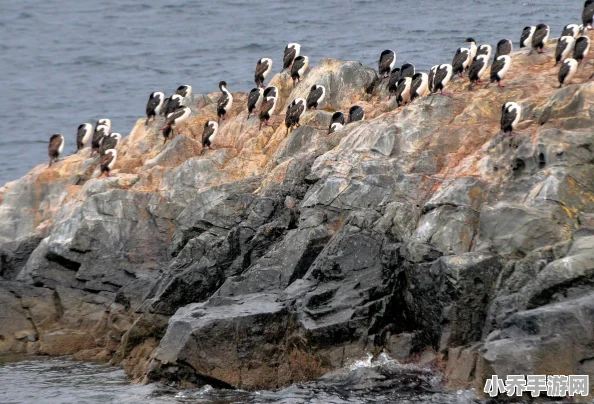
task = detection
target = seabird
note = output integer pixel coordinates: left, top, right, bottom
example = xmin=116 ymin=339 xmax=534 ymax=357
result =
xmin=100 ymin=149 xmax=117 ymax=177
xmin=495 ymin=39 xmax=513 ymax=58
xmin=489 ymin=55 xmax=512 ymax=87
xmin=282 ymin=43 xmax=301 ymax=71
xmin=254 ymin=58 xmax=273 ymax=87
xmin=574 ymin=36 xmax=591 ymax=62
xmin=399 ymin=63 xmax=415 ymax=79
xmin=531 ymin=24 xmax=550 ymax=54
xmin=558 ymin=58 xmax=578 ymax=88
xmin=583 ymin=0 xmax=594 ymax=30
xmin=76 ymin=123 xmax=92 ymax=152
xmin=176 ymin=85 xmax=192 ymax=98
xmin=328 ymin=111 xmax=345 ymax=135
xmin=99 ymin=133 xmax=121 ymax=155
xmin=347 ymin=105 xmax=365 ymax=123
xmin=306 ymin=84 xmax=326 ymax=110
xmin=469 ymin=55 xmax=488 ymax=90
xmin=428 ymin=65 xmax=438 ymax=92
xmin=285 ymin=98 xmax=306 ymax=134
xmin=91 ymin=119 xmax=111 ymax=156
xmin=477 ymin=44 xmax=492 ymax=61
xmin=395 ymin=77 xmax=412 ymax=106
xmin=163 ymin=94 xmax=183 ymax=117
xmin=201 ymin=121 xmax=219 ymax=150
xmin=259 ymin=90 xmax=278 ymax=130
xmin=290 ymin=56 xmax=309 ymax=87
xmin=562 ymin=24 xmax=581 ymax=38
xmin=431 ymin=64 xmax=453 ymax=95
xmin=555 ymin=36 xmax=576 ymax=65
xmin=520 ymin=26 xmax=536 ymax=48
xmin=378 ymin=50 xmax=396 ymax=78
xmin=500 ymin=102 xmax=522 ymax=136
xmin=452 ymin=47 xmax=472 ymax=77
xmin=387 ymin=67 xmax=401 ymax=98
xmin=217 ymin=81 xmax=233 ymax=122
xmin=161 ymin=106 xmax=191 ymax=143
xmin=145 ymin=91 xmax=165 ymax=125
xmin=247 ymin=88 xmax=264 ymax=119
xmin=48 ymin=134 xmax=64 ymax=167
xmin=410 ymin=72 xmax=429 ymax=100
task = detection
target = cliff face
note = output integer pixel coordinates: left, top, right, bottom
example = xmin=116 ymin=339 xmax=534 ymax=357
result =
xmin=1 ymin=49 xmax=594 ymax=396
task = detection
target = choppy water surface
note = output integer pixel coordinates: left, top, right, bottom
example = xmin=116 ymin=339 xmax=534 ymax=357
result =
xmin=0 ymin=355 xmax=483 ymax=404
xmin=0 ymin=0 xmax=582 ymax=184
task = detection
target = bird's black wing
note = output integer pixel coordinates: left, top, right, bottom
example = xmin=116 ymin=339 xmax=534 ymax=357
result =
xmin=490 ymin=57 xmax=506 ymax=81
xmin=532 ymin=26 xmax=548 ymax=47
xmin=202 ymin=124 xmax=214 ymax=146
xmin=496 ymin=39 xmax=512 ymax=57
xmin=558 ymin=61 xmax=571 ymax=83
xmin=176 ymin=86 xmax=188 ymax=97
xmin=378 ymin=52 xmax=394 ymax=73
xmin=555 ymin=38 xmax=568 ymax=62
xmin=48 ymin=135 xmax=62 ymax=153
xmin=583 ymin=2 xmax=594 ymax=25
xmin=452 ymin=48 xmax=469 ymax=73
xmin=283 ymin=46 xmax=297 ymax=69
xmin=76 ymin=125 xmax=88 ymax=146
xmin=247 ymin=89 xmax=262 ymax=111
xmin=331 ymin=111 xmax=345 ymax=125
xmin=400 ymin=63 xmax=415 ymax=79
xmin=395 ymin=79 xmax=407 ymax=100
xmin=291 ymin=57 xmax=306 ymax=75
xmin=260 ymin=98 xmax=274 ymax=120
xmin=434 ymin=65 xmax=449 ymax=86
xmin=217 ymin=92 xmax=230 ymax=110
xmin=500 ymin=107 xmax=516 ymax=131
xmin=410 ymin=74 xmax=423 ymax=95
xmin=255 ymin=60 xmax=270 ymax=78
xmin=164 ymin=97 xmax=181 ymax=116
xmin=168 ymin=106 xmax=188 ymax=124
xmin=146 ymin=96 xmax=160 ymax=116
xmin=100 ymin=152 xmax=114 ymax=170
xmin=520 ymin=27 xmax=532 ymax=47
xmin=574 ymin=37 xmax=590 ymax=60
xmin=468 ymin=58 xmax=484 ymax=81
xmin=307 ymin=87 xmax=324 ymax=108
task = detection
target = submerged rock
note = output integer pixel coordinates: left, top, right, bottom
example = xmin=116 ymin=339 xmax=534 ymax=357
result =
xmin=1 ymin=52 xmax=594 ymax=398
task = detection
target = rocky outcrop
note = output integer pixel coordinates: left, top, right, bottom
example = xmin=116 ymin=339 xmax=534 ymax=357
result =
xmin=1 ymin=48 xmax=594 ymax=399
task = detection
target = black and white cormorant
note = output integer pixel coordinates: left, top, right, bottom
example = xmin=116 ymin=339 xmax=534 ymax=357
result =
xmin=452 ymin=47 xmax=472 ymax=77
xmin=254 ymin=58 xmax=273 ymax=87
xmin=468 ymin=55 xmax=488 ymax=90
xmin=477 ymin=44 xmax=492 ymax=61
xmin=558 ymin=58 xmax=578 ymax=88
xmin=431 ymin=64 xmax=453 ymax=95
xmin=501 ymin=102 xmax=522 ymax=135
xmin=410 ymin=72 xmax=429 ymax=100
xmin=161 ymin=106 xmax=191 ymax=143
xmin=290 ymin=56 xmax=309 ymax=87
xmin=283 ymin=43 xmax=301 ymax=71
xmin=531 ymin=24 xmax=550 ymax=53
xmin=489 ymin=55 xmax=512 ymax=87
xmin=217 ymin=81 xmax=233 ymax=122
xmin=399 ymin=63 xmax=415 ymax=79
xmin=48 ymin=134 xmax=64 ymax=167
xmin=328 ymin=111 xmax=345 ymax=135
xmin=285 ymin=98 xmax=306 ymax=134
xmin=520 ymin=26 xmax=536 ymax=48
xmin=574 ymin=36 xmax=591 ymax=62
xmin=378 ymin=50 xmax=396 ymax=78
xmin=202 ymin=121 xmax=219 ymax=150
xmin=347 ymin=105 xmax=365 ymax=123
xmin=259 ymin=89 xmax=278 ymax=130
xmin=495 ymin=39 xmax=513 ymax=58
xmin=91 ymin=119 xmax=111 ymax=156
xmin=555 ymin=36 xmax=576 ymax=65
xmin=395 ymin=77 xmax=412 ymax=106
xmin=100 ymin=149 xmax=117 ymax=177
xmin=76 ymin=123 xmax=92 ymax=152
xmin=306 ymin=84 xmax=326 ymax=109
xmin=162 ymin=94 xmax=183 ymax=117
xmin=247 ymin=88 xmax=264 ymax=119
xmin=387 ymin=67 xmax=401 ymax=97
xmin=146 ymin=91 xmax=165 ymax=125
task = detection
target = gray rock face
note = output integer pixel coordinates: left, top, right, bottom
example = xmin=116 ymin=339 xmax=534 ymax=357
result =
xmin=1 ymin=56 xmax=594 ymax=395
